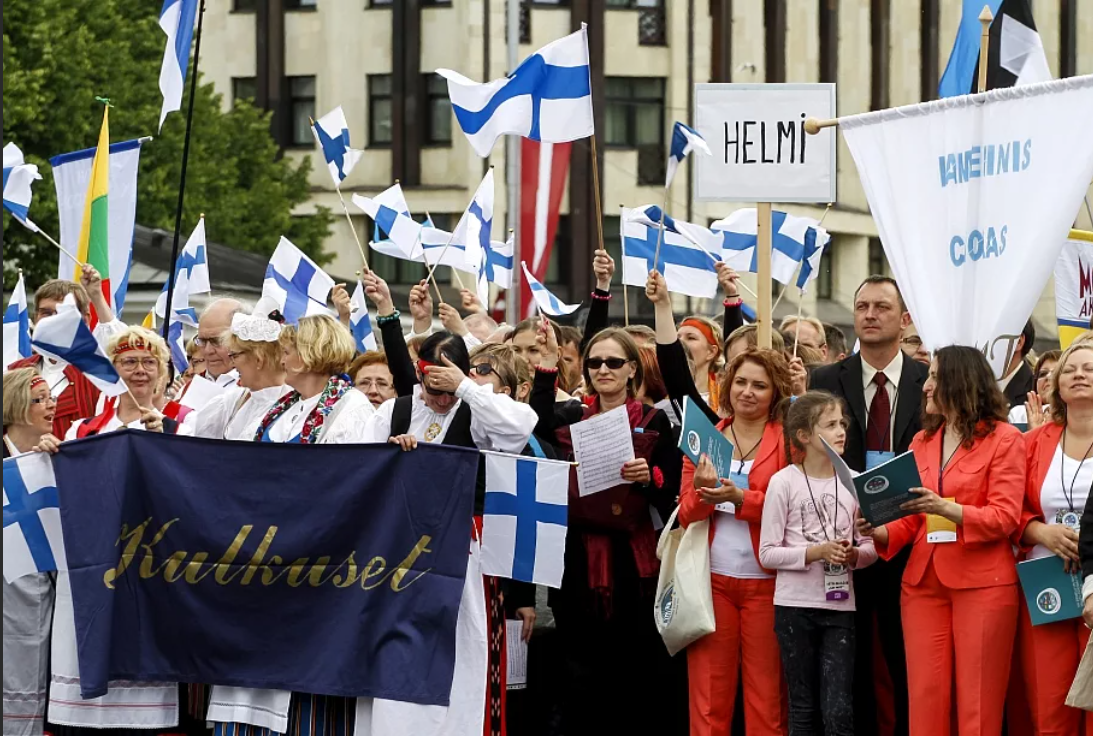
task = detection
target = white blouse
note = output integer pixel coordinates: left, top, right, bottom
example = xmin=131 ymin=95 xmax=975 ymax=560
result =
xmin=1030 ymin=444 xmax=1093 ymax=560
xmin=194 ymin=385 xmax=294 ymax=441
xmin=261 ymin=388 xmax=376 ymax=445
xmin=364 ymin=379 xmax=537 ymax=454
xmin=710 ymin=459 xmax=773 ymax=580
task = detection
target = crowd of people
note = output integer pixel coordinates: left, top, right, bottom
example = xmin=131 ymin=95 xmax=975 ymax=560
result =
xmin=4 ymin=249 xmax=1093 ymax=736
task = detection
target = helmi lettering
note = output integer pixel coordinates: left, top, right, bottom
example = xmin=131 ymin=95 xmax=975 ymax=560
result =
xmin=725 ymin=114 xmax=807 ymax=165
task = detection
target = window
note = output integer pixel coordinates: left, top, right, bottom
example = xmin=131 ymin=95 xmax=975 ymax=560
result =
xmin=545 ymin=216 xmax=571 ymax=285
xmin=369 ymin=75 xmax=393 ymax=147
xmin=423 ymin=75 xmax=452 ymax=146
xmin=819 ymin=0 xmax=838 ymax=84
xmin=920 ymin=0 xmax=940 ymax=101
xmin=285 ymin=0 xmax=318 ymax=9
xmin=868 ymin=238 xmax=887 ymax=276
xmin=605 ymin=77 xmax=666 ymax=184
xmin=288 ymin=76 xmax=316 ymax=147
xmin=232 ymin=0 xmax=256 ymax=11
xmin=817 ymin=246 xmax=834 ymax=300
xmin=871 ymin=0 xmax=891 ymax=111
xmin=232 ymin=77 xmax=257 ymax=105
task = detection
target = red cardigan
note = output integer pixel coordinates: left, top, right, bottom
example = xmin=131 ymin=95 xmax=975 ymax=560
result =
xmin=1015 ymin=422 xmax=1067 ymax=554
xmin=679 ymin=417 xmax=787 ymax=575
xmin=879 ymin=422 xmax=1026 ymax=589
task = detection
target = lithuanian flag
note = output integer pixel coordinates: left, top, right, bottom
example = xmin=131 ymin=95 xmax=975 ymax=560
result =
xmin=75 ymin=107 xmax=111 ymax=323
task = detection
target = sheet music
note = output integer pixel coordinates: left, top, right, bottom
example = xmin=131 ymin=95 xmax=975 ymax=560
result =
xmin=569 ymin=405 xmax=635 ymax=497
xmin=506 ymin=620 xmax=528 ymax=690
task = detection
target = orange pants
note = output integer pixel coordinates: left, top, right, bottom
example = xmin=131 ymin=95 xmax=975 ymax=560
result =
xmin=902 ymin=563 xmax=1018 ymax=736
xmin=1017 ymin=595 xmax=1093 ymax=735
xmin=687 ymin=574 xmax=785 ymax=736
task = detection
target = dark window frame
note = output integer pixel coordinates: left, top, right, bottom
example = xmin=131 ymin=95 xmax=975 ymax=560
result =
xmin=868 ymin=237 xmax=887 ymax=277
xmin=368 ymin=74 xmax=393 ymax=149
xmin=422 ymin=73 xmax=452 ymax=147
xmin=1061 ymin=0 xmax=1077 ymax=78
xmin=870 ymin=0 xmax=891 ymax=111
xmin=819 ymin=0 xmax=838 ymax=84
xmin=286 ymin=75 xmax=317 ymax=149
xmin=231 ymin=77 xmax=257 ymax=105
xmin=817 ymin=245 xmax=834 ymax=300
xmin=231 ymin=0 xmax=257 ymax=12
xmin=764 ymin=0 xmax=786 ymax=83
xmin=920 ymin=0 xmax=940 ymax=101
xmin=284 ymin=0 xmax=318 ymax=10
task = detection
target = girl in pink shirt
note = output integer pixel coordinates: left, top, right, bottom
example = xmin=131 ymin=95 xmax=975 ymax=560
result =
xmin=759 ymin=391 xmax=876 ymax=736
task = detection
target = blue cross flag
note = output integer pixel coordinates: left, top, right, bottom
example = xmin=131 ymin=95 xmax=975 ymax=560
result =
xmin=154 ymin=217 xmax=210 ymax=371
xmin=350 ymin=280 xmax=378 ymax=353
xmin=3 ymin=271 xmax=32 ymax=370
xmin=353 ymin=190 xmax=469 ymax=270
xmin=665 ymin=122 xmax=711 ymax=188
xmin=311 ymin=105 xmax=363 ymax=187
xmin=438 ymin=26 xmax=594 ymax=157
xmin=621 ymin=205 xmax=721 ymax=299
xmin=3 ymin=142 xmax=42 ymax=228
xmin=31 ymin=296 xmax=129 ymax=397
xmin=3 ymin=452 xmax=66 ymax=583
xmin=522 ymin=261 xmax=580 ymax=317
xmin=481 ymin=451 xmax=569 ymax=588
xmin=262 ymin=237 xmax=335 ymax=326
xmin=452 ymin=169 xmax=495 ymax=275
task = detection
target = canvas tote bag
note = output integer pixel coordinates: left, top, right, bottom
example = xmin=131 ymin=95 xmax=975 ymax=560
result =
xmin=653 ymin=506 xmax=715 ymax=656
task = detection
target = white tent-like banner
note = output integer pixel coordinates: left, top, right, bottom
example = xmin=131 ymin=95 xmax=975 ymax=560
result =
xmin=841 ymin=75 xmax=1093 ymax=376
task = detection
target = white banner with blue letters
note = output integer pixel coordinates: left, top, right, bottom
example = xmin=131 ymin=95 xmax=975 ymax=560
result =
xmin=841 ymin=75 xmax=1093 ymax=375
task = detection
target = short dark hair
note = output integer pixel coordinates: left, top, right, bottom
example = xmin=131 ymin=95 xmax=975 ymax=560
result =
xmin=1020 ymin=319 xmax=1036 ymax=357
xmin=557 ymin=325 xmax=582 ymax=348
xmin=855 ymin=275 xmax=906 ymax=312
xmin=823 ymin=323 xmax=848 ymax=358
xmin=418 ymin=331 xmax=470 ymax=374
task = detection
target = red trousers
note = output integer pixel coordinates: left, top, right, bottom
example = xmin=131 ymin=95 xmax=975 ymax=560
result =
xmin=902 ymin=563 xmax=1018 ymax=736
xmin=687 ymin=574 xmax=785 ymax=736
xmin=1017 ymin=595 xmax=1093 ymax=735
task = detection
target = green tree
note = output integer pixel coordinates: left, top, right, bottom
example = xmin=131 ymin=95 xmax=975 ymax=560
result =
xmin=2 ymin=0 xmax=333 ymax=291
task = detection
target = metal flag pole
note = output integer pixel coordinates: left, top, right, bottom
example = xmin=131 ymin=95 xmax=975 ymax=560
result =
xmin=162 ymin=0 xmax=206 ymax=348
xmin=505 ymin=0 xmax=522 ymax=325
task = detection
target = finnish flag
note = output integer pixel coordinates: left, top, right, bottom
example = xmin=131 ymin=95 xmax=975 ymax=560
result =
xmin=368 ymin=183 xmax=415 ymax=261
xmin=30 ymin=297 xmax=128 ymax=397
xmin=350 ymin=281 xmax=378 ymax=353
xmin=621 ymin=206 xmax=719 ymax=299
xmin=796 ymin=225 xmax=831 ymax=292
xmin=3 ymin=143 xmax=42 ymax=229
xmin=451 ymin=169 xmax=494 ymax=274
xmin=157 ymin=0 xmax=199 ymax=130
xmin=262 ymin=237 xmax=335 ymax=326
xmin=474 ymin=232 xmax=515 ymax=311
xmin=155 ymin=217 xmax=210 ymax=328
xmin=353 ymin=193 xmax=469 ymax=270
xmin=481 ymin=452 xmax=569 ymax=588
xmin=311 ymin=106 xmax=363 ymax=186
xmin=3 ymin=453 xmax=66 ymax=583
xmin=439 ymin=26 xmax=594 ymax=158
xmin=665 ymin=122 xmax=711 ymax=188
xmin=522 ymin=261 xmax=579 ymax=316
xmin=3 ymin=272 xmax=32 ymax=371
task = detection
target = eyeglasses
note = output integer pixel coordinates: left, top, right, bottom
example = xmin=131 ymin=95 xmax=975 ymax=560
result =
xmin=586 ymin=357 xmax=630 ymax=371
xmin=194 ymin=335 xmax=225 ymax=348
xmin=470 ymin=363 xmax=495 ymax=377
xmin=901 ymin=336 xmax=923 ymax=348
xmin=30 ymin=396 xmax=56 ymax=405
xmin=117 ymin=357 xmax=159 ymax=371
xmin=357 ymin=378 xmax=392 ymax=390
xmin=226 ymin=351 xmax=246 ymax=361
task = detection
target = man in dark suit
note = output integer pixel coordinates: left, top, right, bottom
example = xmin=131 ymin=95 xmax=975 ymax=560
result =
xmin=1000 ymin=320 xmax=1037 ymax=409
xmin=810 ymin=275 xmax=928 ymax=736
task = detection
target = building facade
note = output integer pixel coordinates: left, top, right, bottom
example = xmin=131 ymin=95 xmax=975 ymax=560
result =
xmin=202 ymin=0 xmax=1093 ymax=336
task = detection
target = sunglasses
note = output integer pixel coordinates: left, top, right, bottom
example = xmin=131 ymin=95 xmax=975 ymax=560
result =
xmin=470 ymin=363 xmax=495 ymax=377
xmin=586 ymin=357 xmax=630 ymax=371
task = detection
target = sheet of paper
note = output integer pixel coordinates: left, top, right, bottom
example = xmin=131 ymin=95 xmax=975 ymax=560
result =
xmin=506 ymin=620 xmax=528 ymax=690
xmin=821 ymin=438 xmax=858 ymax=499
xmin=569 ymin=405 xmax=635 ymax=497
xmin=178 ymin=374 xmax=227 ymax=412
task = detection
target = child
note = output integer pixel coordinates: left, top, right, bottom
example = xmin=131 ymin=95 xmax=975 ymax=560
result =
xmin=758 ymin=390 xmax=876 ymax=736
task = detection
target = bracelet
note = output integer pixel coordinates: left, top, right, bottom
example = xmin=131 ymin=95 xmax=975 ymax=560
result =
xmin=537 ymin=365 xmax=560 ymax=375
xmin=723 ymin=297 xmax=743 ymax=308
xmin=591 ymin=290 xmax=612 ymax=301
xmin=375 ymin=310 xmax=401 ymax=326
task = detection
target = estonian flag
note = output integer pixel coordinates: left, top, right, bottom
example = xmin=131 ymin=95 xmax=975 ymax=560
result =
xmin=939 ymin=0 xmax=1051 ymax=98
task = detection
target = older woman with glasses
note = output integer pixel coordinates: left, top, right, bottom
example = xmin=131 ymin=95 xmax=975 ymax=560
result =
xmin=349 ymin=351 xmax=397 ymax=408
xmin=3 ymin=368 xmax=61 ymax=736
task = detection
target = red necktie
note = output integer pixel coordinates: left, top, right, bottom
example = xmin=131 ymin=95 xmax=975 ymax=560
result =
xmin=867 ymin=372 xmax=891 ymax=452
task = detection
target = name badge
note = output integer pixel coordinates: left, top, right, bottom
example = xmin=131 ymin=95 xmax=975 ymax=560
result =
xmin=714 ymin=472 xmax=750 ymax=515
xmin=927 ymin=510 xmax=958 ymax=544
xmin=866 ymin=451 xmax=896 ymax=470
xmin=823 ymin=561 xmax=851 ymax=601
xmin=1055 ymin=509 xmax=1081 ymax=533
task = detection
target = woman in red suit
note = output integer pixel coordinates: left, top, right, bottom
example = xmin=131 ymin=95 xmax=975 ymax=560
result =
xmin=860 ymin=345 xmax=1026 ymax=736
xmin=682 ymin=348 xmax=794 ymax=736
xmin=1017 ymin=340 xmax=1093 ymax=735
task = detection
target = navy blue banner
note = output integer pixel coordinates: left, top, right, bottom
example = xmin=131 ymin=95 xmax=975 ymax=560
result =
xmin=52 ymin=430 xmax=478 ymax=705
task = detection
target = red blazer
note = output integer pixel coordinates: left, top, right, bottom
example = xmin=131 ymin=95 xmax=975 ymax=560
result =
xmin=7 ymin=355 xmax=100 ymax=439
xmin=880 ymin=421 xmax=1026 ymax=589
xmin=680 ymin=417 xmax=787 ymax=575
xmin=1016 ymin=422 xmax=1067 ymax=554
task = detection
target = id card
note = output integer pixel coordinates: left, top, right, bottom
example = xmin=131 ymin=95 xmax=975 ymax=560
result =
xmin=1055 ymin=509 xmax=1081 ymax=533
xmin=715 ymin=472 xmax=750 ymax=515
xmin=823 ymin=561 xmax=850 ymax=601
xmin=866 ymin=451 xmax=896 ymax=470
xmin=927 ymin=506 xmax=958 ymax=543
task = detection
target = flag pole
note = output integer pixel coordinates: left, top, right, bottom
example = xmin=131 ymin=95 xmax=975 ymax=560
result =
xmin=756 ymin=201 xmax=773 ymax=348
xmin=590 ymin=135 xmax=608 ymax=290
xmin=335 ymin=185 xmax=370 ymax=272
xmin=618 ymin=204 xmax=630 ymax=326
xmin=23 ymin=222 xmax=84 ymax=267
xmin=162 ymin=0 xmax=205 ymax=349
xmin=977 ymin=5 xmax=994 ymax=94
xmin=418 ymin=209 xmax=446 ymax=303
xmin=653 ymin=185 xmax=669 ymax=277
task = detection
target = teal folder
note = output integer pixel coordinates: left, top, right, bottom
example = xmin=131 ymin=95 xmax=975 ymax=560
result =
xmin=1017 ymin=556 xmax=1084 ymax=626
xmin=848 ymin=450 xmax=922 ymax=527
xmin=677 ymin=397 xmax=735 ymax=479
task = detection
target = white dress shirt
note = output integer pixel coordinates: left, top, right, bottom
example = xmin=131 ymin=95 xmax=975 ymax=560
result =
xmin=193 ymin=385 xmax=293 ymax=441
xmin=861 ymin=351 xmax=903 ymax=449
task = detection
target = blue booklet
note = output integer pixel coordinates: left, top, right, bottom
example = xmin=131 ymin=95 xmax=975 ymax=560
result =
xmin=822 ymin=440 xmax=921 ymax=527
xmin=1017 ymin=556 xmax=1084 ymax=626
xmin=677 ymin=397 xmax=735 ymax=479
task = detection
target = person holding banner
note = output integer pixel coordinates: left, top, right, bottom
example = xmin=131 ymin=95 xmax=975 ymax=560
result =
xmin=859 ymin=346 xmax=1025 ymax=736
xmin=3 ymin=368 xmax=61 ymax=736
xmin=1016 ymin=341 xmax=1093 ymax=734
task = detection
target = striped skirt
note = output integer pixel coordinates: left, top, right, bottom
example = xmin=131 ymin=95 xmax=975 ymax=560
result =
xmin=212 ymin=694 xmax=355 ymax=736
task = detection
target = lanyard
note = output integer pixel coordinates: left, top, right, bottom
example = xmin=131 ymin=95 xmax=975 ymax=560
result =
xmin=802 ymin=469 xmax=838 ymax=543
xmin=938 ymin=430 xmax=961 ymax=498
xmin=730 ymin=423 xmax=765 ymax=474
xmin=1059 ymin=427 xmax=1093 ymax=513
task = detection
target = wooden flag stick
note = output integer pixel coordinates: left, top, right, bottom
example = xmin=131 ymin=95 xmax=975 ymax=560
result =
xmin=417 ymin=210 xmax=446 ymax=304
xmin=977 ymin=5 xmax=994 ymax=94
xmin=756 ymin=202 xmax=774 ymax=348
xmin=336 ymin=186 xmax=370 ymax=272
xmin=30 ymin=225 xmax=84 ymax=267
xmin=618 ymin=204 xmax=630 ymax=327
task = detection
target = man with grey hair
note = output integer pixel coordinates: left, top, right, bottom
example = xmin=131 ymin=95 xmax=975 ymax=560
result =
xmin=190 ymin=298 xmax=246 ymax=389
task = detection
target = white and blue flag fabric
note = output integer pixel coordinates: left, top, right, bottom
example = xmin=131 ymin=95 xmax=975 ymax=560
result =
xmin=452 ymin=169 xmax=494 ymax=275
xmin=438 ymin=26 xmax=594 ymax=157
xmin=311 ymin=106 xmax=363 ymax=187
xmin=153 ymin=219 xmax=209 ymax=370
xmin=481 ymin=451 xmax=569 ymax=588
xmin=261 ymin=237 xmax=335 ymax=326
xmin=353 ymin=193 xmax=472 ymax=271
xmin=157 ymin=0 xmax=199 ymax=130
xmin=3 ymin=452 xmax=66 ymax=583
xmin=3 ymin=271 xmax=32 ymax=371
xmin=795 ymin=225 xmax=831 ymax=292
xmin=3 ymin=143 xmax=42 ymax=229
xmin=621 ymin=206 xmax=720 ymax=299
xmin=350 ymin=281 xmax=378 ymax=354
xmin=522 ymin=261 xmax=579 ymax=316
xmin=665 ymin=122 xmax=711 ymax=188
xmin=30 ymin=297 xmax=128 ymax=397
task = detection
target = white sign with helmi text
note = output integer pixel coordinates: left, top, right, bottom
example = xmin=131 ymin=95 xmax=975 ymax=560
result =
xmin=694 ymin=83 xmax=837 ymax=203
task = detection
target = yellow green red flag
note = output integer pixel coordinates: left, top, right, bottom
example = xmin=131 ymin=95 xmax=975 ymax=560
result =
xmin=74 ymin=107 xmax=111 ymax=309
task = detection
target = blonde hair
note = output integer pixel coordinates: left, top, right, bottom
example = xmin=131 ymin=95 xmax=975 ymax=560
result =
xmin=780 ymin=315 xmax=827 ymax=346
xmin=3 ymin=368 xmax=42 ymax=429
xmin=227 ymin=333 xmax=283 ymax=372
xmin=1050 ymin=341 xmax=1093 ymax=425
xmin=725 ymin=324 xmax=786 ymax=357
xmin=106 ymin=326 xmax=169 ymax=377
xmin=34 ymin=279 xmax=90 ymax=316
xmin=470 ymin=343 xmax=521 ymax=395
xmin=279 ymin=315 xmax=356 ymax=377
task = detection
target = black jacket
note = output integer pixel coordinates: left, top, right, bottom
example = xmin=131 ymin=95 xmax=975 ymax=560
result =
xmin=1082 ymin=492 xmax=1093 ymax=582
xmin=1002 ymin=361 xmax=1036 ymax=410
xmin=809 ymin=352 xmax=928 ymax=473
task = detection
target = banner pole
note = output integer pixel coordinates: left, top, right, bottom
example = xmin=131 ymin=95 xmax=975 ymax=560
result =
xmin=590 ymin=135 xmax=608 ymax=313
xmin=619 ymin=204 xmax=630 ymax=327
xmin=336 ymin=186 xmax=370 ymax=273
xmin=418 ymin=210 xmax=446 ymax=304
xmin=163 ymin=0 xmax=205 ymax=350
xmin=653 ymin=185 xmax=668 ymax=277
xmin=977 ymin=5 xmax=994 ymax=94
xmin=756 ymin=202 xmax=773 ymax=349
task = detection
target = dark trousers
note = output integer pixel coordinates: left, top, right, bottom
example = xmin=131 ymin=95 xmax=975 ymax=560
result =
xmin=853 ymin=549 xmax=910 ymax=736
xmin=774 ymin=606 xmax=855 ymax=736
